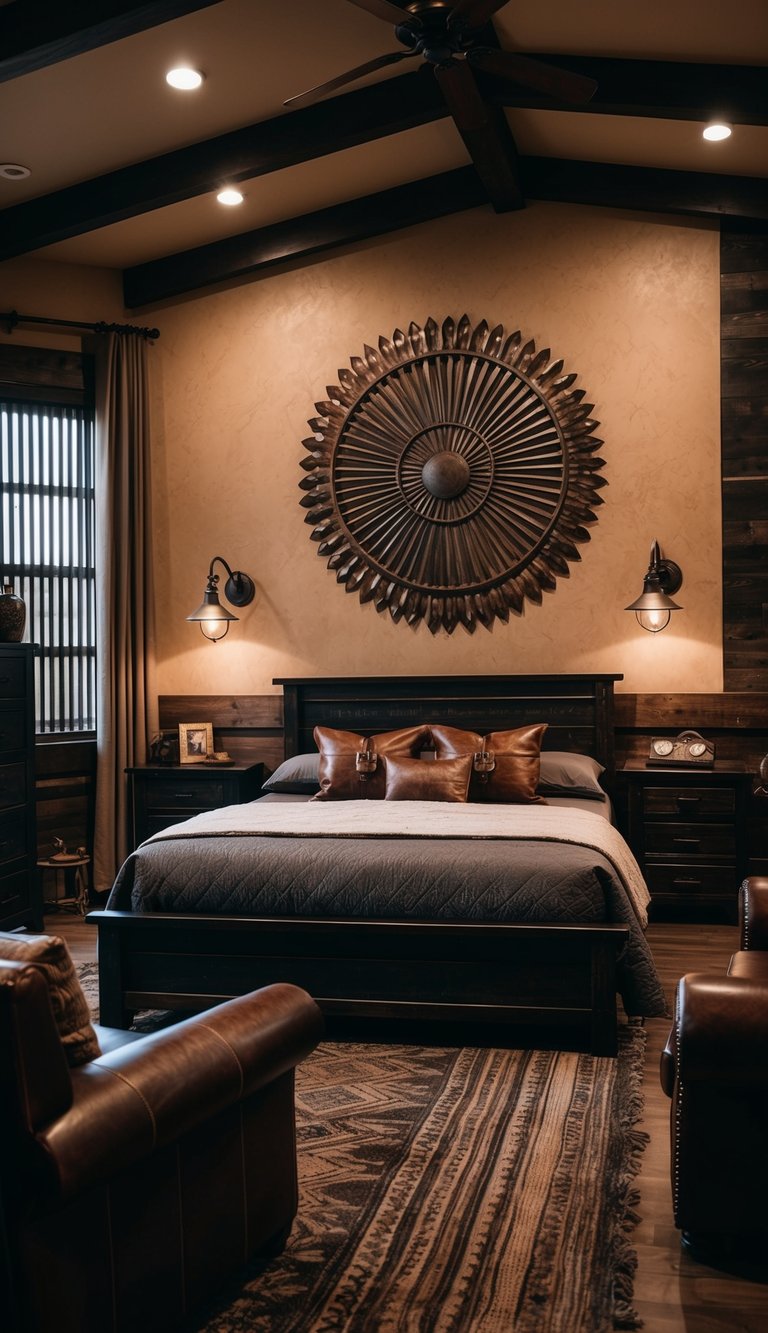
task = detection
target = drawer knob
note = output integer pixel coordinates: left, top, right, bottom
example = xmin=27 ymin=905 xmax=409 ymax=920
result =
xmin=172 ymin=792 xmax=197 ymax=800
xmin=673 ymin=877 xmax=702 ymax=886
xmin=674 ymin=837 xmax=701 ymax=845
xmin=677 ymin=795 xmax=701 ymax=805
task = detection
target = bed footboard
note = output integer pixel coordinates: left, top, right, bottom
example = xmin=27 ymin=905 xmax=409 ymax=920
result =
xmin=88 ymin=911 xmax=629 ymax=1055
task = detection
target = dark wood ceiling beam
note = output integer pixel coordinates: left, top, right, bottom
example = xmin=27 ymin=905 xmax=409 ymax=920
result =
xmin=485 ymin=56 xmax=768 ymax=123
xmin=522 ymin=156 xmax=768 ymax=222
xmin=0 ymin=1 xmax=225 ymax=83
xmin=124 ymin=156 xmax=768 ymax=308
xmin=123 ymin=166 xmax=487 ymax=306
xmin=0 ymin=68 xmax=447 ymax=260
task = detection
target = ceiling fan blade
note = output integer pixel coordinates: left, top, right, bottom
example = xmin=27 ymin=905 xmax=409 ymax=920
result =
xmin=345 ymin=0 xmax=411 ymax=25
xmin=284 ymin=50 xmax=415 ymax=109
xmin=470 ymin=48 xmax=597 ymax=103
xmin=434 ymin=58 xmax=488 ymax=133
xmin=448 ymin=0 xmax=512 ymax=30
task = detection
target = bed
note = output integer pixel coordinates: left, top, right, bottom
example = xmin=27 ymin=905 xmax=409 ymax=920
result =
xmin=89 ymin=674 xmax=666 ymax=1055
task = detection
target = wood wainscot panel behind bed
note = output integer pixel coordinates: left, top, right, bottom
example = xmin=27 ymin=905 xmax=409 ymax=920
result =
xmin=90 ymin=674 xmax=640 ymax=1056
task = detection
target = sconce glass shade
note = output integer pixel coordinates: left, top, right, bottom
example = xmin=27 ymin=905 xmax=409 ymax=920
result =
xmin=186 ymin=586 xmax=238 ymax=641
xmin=625 ymin=542 xmax=683 ymax=633
xmin=186 ymin=558 xmax=255 ymax=642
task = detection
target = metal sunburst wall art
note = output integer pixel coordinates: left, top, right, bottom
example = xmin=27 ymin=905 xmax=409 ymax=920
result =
xmin=299 ymin=315 xmax=606 ymax=635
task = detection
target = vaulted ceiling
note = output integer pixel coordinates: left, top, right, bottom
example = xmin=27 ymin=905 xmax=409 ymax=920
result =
xmin=1 ymin=0 xmax=766 ymax=308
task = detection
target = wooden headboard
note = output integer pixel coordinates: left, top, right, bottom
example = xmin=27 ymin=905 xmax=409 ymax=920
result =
xmin=274 ymin=674 xmax=623 ymax=780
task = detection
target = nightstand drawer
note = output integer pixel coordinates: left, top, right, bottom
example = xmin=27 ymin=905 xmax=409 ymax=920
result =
xmin=0 ymin=761 xmax=26 ymax=810
xmin=142 ymin=778 xmax=226 ymax=810
xmin=0 ymin=868 xmax=30 ymax=917
xmin=127 ymin=763 xmax=266 ymax=851
xmin=141 ymin=812 xmax=209 ymax=841
xmin=644 ymin=864 xmax=732 ymax=897
xmin=0 ymin=811 xmax=29 ymax=866
xmin=642 ymin=786 xmax=734 ymax=819
xmin=0 ymin=658 xmax=26 ymax=700
xmin=0 ymin=708 xmax=26 ymax=755
xmin=644 ymin=821 xmax=735 ymax=859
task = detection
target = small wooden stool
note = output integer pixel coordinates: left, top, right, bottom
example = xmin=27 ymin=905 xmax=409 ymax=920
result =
xmin=38 ymin=855 xmax=90 ymax=915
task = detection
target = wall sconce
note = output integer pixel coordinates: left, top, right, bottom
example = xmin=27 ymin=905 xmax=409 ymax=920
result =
xmin=186 ymin=556 xmax=255 ymax=642
xmin=625 ymin=540 xmax=683 ymax=633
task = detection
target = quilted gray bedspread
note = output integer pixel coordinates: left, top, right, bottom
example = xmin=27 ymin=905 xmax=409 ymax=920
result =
xmin=107 ymin=797 xmax=667 ymax=1018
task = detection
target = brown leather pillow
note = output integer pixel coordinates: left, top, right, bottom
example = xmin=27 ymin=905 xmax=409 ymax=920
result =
xmin=313 ymin=724 xmax=431 ymax=800
xmin=384 ymin=754 xmax=473 ymax=803
xmin=430 ymin=723 xmax=547 ymax=803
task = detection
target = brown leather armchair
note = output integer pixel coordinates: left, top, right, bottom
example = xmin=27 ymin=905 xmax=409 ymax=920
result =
xmin=660 ymin=876 xmax=768 ymax=1266
xmin=0 ymin=961 xmax=323 ymax=1333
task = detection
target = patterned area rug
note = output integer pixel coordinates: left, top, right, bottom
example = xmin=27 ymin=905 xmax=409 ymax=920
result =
xmin=77 ymin=967 xmax=647 ymax=1332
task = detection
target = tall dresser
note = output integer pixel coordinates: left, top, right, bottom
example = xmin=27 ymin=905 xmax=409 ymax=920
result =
xmin=0 ymin=644 xmax=40 ymax=932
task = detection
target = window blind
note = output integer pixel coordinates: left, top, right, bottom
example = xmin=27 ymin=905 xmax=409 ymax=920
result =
xmin=1 ymin=398 xmax=96 ymax=732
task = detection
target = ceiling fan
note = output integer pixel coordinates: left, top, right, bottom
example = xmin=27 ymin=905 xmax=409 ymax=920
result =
xmin=284 ymin=0 xmax=597 ymax=130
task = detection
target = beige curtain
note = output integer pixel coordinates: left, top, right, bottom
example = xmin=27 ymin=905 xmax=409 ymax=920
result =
xmin=93 ymin=334 xmax=158 ymax=890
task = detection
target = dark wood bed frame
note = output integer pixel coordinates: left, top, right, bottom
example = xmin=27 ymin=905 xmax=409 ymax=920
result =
xmin=90 ymin=673 xmax=631 ymax=1055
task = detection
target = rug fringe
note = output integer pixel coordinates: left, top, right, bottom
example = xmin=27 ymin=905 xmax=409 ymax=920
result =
xmin=611 ymin=1026 xmax=650 ymax=1331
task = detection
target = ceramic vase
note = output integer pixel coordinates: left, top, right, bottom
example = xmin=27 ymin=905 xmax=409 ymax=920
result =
xmin=0 ymin=584 xmax=26 ymax=642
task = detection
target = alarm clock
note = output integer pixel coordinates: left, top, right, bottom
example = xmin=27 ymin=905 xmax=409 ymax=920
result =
xmin=647 ymin=730 xmax=715 ymax=766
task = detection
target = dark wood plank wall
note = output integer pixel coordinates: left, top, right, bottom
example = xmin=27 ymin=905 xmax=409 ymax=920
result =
xmin=722 ymin=222 xmax=768 ymax=689
xmin=157 ymin=692 xmax=768 ymax=762
xmin=157 ymin=695 xmax=284 ymax=769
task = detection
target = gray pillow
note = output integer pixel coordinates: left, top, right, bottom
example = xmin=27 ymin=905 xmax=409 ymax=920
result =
xmin=538 ymin=751 xmax=605 ymax=799
xmin=262 ymin=752 xmax=320 ymax=794
xmin=0 ymin=931 xmax=100 ymax=1066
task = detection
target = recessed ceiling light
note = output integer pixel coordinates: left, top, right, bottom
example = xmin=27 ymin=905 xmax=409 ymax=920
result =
xmin=703 ymin=123 xmax=732 ymax=142
xmin=0 ymin=163 xmax=31 ymax=180
xmin=217 ymin=187 xmax=244 ymax=206
xmin=166 ymin=66 xmax=204 ymax=91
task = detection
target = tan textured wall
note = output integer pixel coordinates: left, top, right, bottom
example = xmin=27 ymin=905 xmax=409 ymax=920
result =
xmin=1 ymin=202 xmax=722 ymax=696
xmin=0 ymin=257 xmax=125 ymax=348
xmin=148 ymin=202 xmax=721 ymax=696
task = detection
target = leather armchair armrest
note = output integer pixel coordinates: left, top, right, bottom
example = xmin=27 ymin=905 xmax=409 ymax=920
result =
xmin=674 ymin=972 xmax=768 ymax=1085
xmin=35 ymin=983 xmax=323 ymax=1204
xmin=739 ymin=877 xmax=768 ymax=950
xmin=175 ymin=980 xmax=324 ymax=1100
xmin=659 ymin=1023 xmax=676 ymax=1098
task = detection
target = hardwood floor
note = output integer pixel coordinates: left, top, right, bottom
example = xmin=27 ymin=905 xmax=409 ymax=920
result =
xmin=48 ymin=912 xmax=768 ymax=1331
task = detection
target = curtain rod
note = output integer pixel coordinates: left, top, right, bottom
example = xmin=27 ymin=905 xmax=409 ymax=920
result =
xmin=1 ymin=310 xmax=160 ymax=340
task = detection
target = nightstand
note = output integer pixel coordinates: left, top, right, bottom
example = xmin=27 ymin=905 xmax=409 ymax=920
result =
xmin=127 ymin=763 xmax=267 ymax=849
xmin=621 ymin=761 xmax=751 ymax=920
